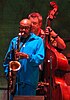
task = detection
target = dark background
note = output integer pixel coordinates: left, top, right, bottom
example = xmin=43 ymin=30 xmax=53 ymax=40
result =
xmin=0 ymin=0 xmax=70 ymax=74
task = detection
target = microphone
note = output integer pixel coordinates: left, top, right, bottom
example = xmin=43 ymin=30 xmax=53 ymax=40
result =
xmin=18 ymin=32 xmax=24 ymax=36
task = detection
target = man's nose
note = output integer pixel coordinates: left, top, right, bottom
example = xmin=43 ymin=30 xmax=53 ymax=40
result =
xmin=22 ymin=28 xmax=25 ymax=31
xmin=32 ymin=23 xmax=34 ymax=26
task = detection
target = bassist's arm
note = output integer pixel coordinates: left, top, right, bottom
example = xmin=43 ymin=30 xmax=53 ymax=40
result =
xmin=45 ymin=26 xmax=66 ymax=50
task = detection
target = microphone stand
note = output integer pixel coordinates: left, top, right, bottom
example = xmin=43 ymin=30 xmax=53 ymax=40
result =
xmin=7 ymin=68 xmax=10 ymax=100
xmin=45 ymin=32 xmax=53 ymax=100
xmin=3 ymin=47 xmax=14 ymax=100
xmin=3 ymin=55 xmax=10 ymax=100
xmin=48 ymin=38 xmax=53 ymax=100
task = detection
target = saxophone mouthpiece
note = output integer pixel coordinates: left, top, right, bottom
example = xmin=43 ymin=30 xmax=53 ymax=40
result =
xmin=18 ymin=33 xmax=21 ymax=36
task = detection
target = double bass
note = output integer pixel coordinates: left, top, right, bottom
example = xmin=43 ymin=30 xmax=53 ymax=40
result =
xmin=44 ymin=1 xmax=70 ymax=100
xmin=37 ymin=1 xmax=70 ymax=100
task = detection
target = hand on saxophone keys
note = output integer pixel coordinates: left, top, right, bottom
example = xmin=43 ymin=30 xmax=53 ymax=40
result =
xmin=15 ymin=50 xmax=29 ymax=60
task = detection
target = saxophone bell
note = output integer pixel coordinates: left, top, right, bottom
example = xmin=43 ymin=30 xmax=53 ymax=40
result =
xmin=9 ymin=61 xmax=21 ymax=72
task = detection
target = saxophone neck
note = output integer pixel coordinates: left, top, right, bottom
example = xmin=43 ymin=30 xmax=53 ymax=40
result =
xmin=17 ymin=34 xmax=21 ymax=51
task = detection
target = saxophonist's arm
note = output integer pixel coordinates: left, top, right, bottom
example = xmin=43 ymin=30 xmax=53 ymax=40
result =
xmin=15 ymin=50 xmax=29 ymax=60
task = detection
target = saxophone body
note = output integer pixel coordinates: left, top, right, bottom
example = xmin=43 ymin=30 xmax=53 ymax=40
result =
xmin=9 ymin=34 xmax=21 ymax=94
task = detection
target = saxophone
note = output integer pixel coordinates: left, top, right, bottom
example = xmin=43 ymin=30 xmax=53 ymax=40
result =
xmin=9 ymin=33 xmax=21 ymax=94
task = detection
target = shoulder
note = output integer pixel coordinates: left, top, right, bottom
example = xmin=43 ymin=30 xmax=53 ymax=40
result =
xmin=30 ymin=32 xmax=43 ymax=41
xmin=11 ymin=36 xmax=18 ymax=42
xmin=9 ymin=37 xmax=18 ymax=44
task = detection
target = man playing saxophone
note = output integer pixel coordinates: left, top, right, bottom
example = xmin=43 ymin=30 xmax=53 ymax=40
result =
xmin=3 ymin=18 xmax=45 ymax=100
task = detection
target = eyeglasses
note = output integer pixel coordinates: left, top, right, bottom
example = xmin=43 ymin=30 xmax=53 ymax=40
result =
xmin=19 ymin=26 xmax=30 ymax=30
